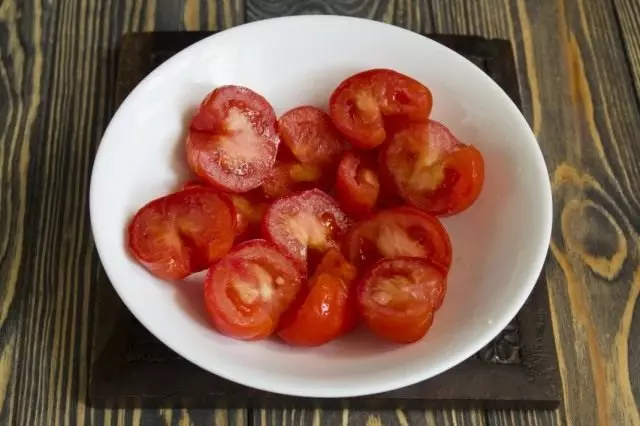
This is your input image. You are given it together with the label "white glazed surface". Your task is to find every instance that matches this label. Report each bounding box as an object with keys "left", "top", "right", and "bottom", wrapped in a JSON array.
[{"left": 90, "top": 15, "right": 552, "bottom": 398}]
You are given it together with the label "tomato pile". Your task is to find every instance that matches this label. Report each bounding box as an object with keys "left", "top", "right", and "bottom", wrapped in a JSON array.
[{"left": 127, "top": 69, "right": 485, "bottom": 346}]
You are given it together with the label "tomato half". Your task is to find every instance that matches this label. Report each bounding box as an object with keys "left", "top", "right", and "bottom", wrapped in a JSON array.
[
  {"left": 357, "top": 257, "right": 446, "bottom": 343},
  {"left": 342, "top": 207, "right": 452, "bottom": 270},
  {"left": 262, "top": 189, "right": 353, "bottom": 270},
  {"left": 261, "top": 161, "right": 326, "bottom": 200},
  {"left": 186, "top": 85, "right": 280, "bottom": 193},
  {"left": 329, "top": 69, "right": 433, "bottom": 149},
  {"left": 127, "top": 187, "right": 236, "bottom": 280},
  {"left": 278, "top": 250, "right": 359, "bottom": 346},
  {"left": 204, "top": 240, "right": 303, "bottom": 340},
  {"left": 383, "top": 120, "right": 485, "bottom": 216},
  {"left": 277, "top": 106, "right": 345, "bottom": 167},
  {"left": 335, "top": 151, "right": 380, "bottom": 218}
]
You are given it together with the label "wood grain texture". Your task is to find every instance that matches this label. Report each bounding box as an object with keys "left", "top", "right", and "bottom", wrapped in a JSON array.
[
  {"left": 431, "top": 0, "right": 640, "bottom": 425},
  {"left": 0, "top": 1, "right": 246, "bottom": 425}
]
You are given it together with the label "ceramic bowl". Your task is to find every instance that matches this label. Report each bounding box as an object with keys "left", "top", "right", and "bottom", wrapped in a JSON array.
[{"left": 90, "top": 15, "right": 552, "bottom": 398}]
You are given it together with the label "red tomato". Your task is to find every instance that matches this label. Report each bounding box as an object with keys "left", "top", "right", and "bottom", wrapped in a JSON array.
[
  {"left": 229, "top": 192, "right": 268, "bottom": 241},
  {"left": 357, "top": 257, "right": 446, "bottom": 343},
  {"left": 278, "top": 250, "right": 358, "bottom": 346},
  {"left": 261, "top": 161, "right": 326, "bottom": 200},
  {"left": 204, "top": 240, "right": 303, "bottom": 340},
  {"left": 329, "top": 69, "right": 433, "bottom": 149},
  {"left": 186, "top": 86, "right": 280, "bottom": 193},
  {"left": 383, "top": 120, "right": 485, "bottom": 216},
  {"left": 180, "top": 180, "right": 266, "bottom": 240},
  {"left": 127, "top": 188, "right": 236, "bottom": 280},
  {"left": 342, "top": 207, "right": 452, "bottom": 271},
  {"left": 335, "top": 151, "right": 380, "bottom": 218},
  {"left": 262, "top": 189, "right": 353, "bottom": 270},
  {"left": 277, "top": 106, "right": 345, "bottom": 167}
]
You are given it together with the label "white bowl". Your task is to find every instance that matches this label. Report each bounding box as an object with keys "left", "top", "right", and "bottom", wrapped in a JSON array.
[{"left": 90, "top": 15, "right": 552, "bottom": 398}]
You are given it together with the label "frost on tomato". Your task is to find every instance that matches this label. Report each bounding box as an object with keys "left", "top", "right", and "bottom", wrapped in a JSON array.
[
  {"left": 186, "top": 86, "right": 280, "bottom": 193},
  {"left": 357, "top": 257, "right": 446, "bottom": 343},
  {"left": 383, "top": 120, "right": 485, "bottom": 216},
  {"left": 343, "top": 207, "right": 452, "bottom": 270},
  {"left": 329, "top": 69, "right": 433, "bottom": 149},
  {"left": 262, "top": 189, "right": 353, "bottom": 270},
  {"left": 127, "top": 187, "right": 236, "bottom": 280},
  {"left": 204, "top": 240, "right": 303, "bottom": 340}
]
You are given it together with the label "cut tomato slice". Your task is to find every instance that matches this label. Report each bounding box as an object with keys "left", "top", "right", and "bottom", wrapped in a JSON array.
[
  {"left": 383, "top": 120, "right": 485, "bottom": 216},
  {"left": 343, "top": 206, "right": 452, "bottom": 270},
  {"left": 127, "top": 188, "right": 236, "bottom": 280},
  {"left": 277, "top": 106, "right": 345, "bottom": 167},
  {"left": 357, "top": 257, "right": 446, "bottom": 343},
  {"left": 278, "top": 249, "right": 359, "bottom": 346},
  {"left": 329, "top": 69, "right": 433, "bottom": 149},
  {"left": 261, "top": 160, "right": 326, "bottom": 200},
  {"left": 186, "top": 85, "right": 280, "bottom": 193},
  {"left": 262, "top": 189, "right": 353, "bottom": 270},
  {"left": 204, "top": 239, "right": 303, "bottom": 340},
  {"left": 335, "top": 151, "right": 380, "bottom": 218}
]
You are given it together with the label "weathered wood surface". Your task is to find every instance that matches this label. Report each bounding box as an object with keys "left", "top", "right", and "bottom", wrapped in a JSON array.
[{"left": 1, "top": 0, "right": 639, "bottom": 425}]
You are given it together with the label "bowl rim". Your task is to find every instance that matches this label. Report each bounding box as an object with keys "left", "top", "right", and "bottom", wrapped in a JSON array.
[{"left": 89, "top": 14, "right": 553, "bottom": 398}]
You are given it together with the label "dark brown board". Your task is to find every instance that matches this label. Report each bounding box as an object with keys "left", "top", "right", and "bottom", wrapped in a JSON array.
[{"left": 88, "top": 31, "right": 561, "bottom": 411}]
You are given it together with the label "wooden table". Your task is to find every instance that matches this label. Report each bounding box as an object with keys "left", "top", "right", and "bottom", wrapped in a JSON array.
[{"left": 1, "top": 0, "right": 639, "bottom": 425}]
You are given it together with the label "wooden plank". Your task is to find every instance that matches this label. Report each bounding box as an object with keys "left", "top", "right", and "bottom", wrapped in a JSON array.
[
  {"left": 612, "top": 0, "right": 640, "bottom": 100},
  {"left": 432, "top": 0, "right": 640, "bottom": 425},
  {"left": 0, "top": 1, "right": 246, "bottom": 425}
]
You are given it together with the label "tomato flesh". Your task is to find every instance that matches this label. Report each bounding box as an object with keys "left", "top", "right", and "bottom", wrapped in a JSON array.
[
  {"left": 261, "top": 160, "right": 326, "bottom": 200},
  {"left": 127, "top": 188, "right": 236, "bottom": 280},
  {"left": 335, "top": 151, "right": 380, "bottom": 218},
  {"left": 329, "top": 69, "right": 433, "bottom": 149},
  {"left": 186, "top": 86, "right": 280, "bottom": 193},
  {"left": 262, "top": 189, "right": 353, "bottom": 270},
  {"left": 204, "top": 240, "right": 303, "bottom": 340},
  {"left": 343, "top": 207, "right": 452, "bottom": 270},
  {"left": 357, "top": 257, "right": 446, "bottom": 343},
  {"left": 277, "top": 106, "right": 345, "bottom": 167},
  {"left": 384, "top": 120, "right": 485, "bottom": 216},
  {"left": 278, "top": 249, "right": 358, "bottom": 346}
]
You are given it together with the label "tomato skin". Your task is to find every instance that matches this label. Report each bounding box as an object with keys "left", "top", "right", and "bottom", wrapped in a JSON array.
[
  {"left": 262, "top": 189, "right": 353, "bottom": 270},
  {"left": 335, "top": 151, "right": 380, "bottom": 218},
  {"left": 329, "top": 69, "right": 433, "bottom": 149},
  {"left": 204, "top": 240, "right": 303, "bottom": 340},
  {"left": 384, "top": 120, "right": 485, "bottom": 216},
  {"left": 342, "top": 206, "right": 452, "bottom": 271},
  {"left": 127, "top": 188, "right": 236, "bottom": 280},
  {"left": 278, "top": 250, "right": 359, "bottom": 346},
  {"left": 186, "top": 86, "right": 280, "bottom": 193},
  {"left": 277, "top": 106, "right": 345, "bottom": 168},
  {"left": 357, "top": 257, "right": 446, "bottom": 343}
]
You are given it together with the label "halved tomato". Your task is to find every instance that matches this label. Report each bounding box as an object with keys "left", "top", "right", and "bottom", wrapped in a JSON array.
[
  {"left": 329, "top": 69, "right": 433, "bottom": 149},
  {"left": 186, "top": 85, "right": 280, "bottom": 193},
  {"left": 180, "top": 180, "right": 266, "bottom": 240},
  {"left": 278, "top": 249, "right": 359, "bottom": 346},
  {"left": 261, "top": 160, "right": 326, "bottom": 200},
  {"left": 383, "top": 120, "right": 485, "bottom": 216},
  {"left": 342, "top": 207, "right": 452, "bottom": 270},
  {"left": 277, "top": 106, "right": 345, "bottom": 167},
  {"left": 262, "top": 189, "right": 353, "bottom": 270},
  {"left": 357, "top": 257, "right": 446, "bottom": 343},
  {"left": 335, "top": 151, "right": 380, "bottom": 218},
  {"left": 127, "top": 187, "right": 236, "bottom": 280},
  {"left": 204, "top": 240, "right": 303, "bottom": 340}
]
